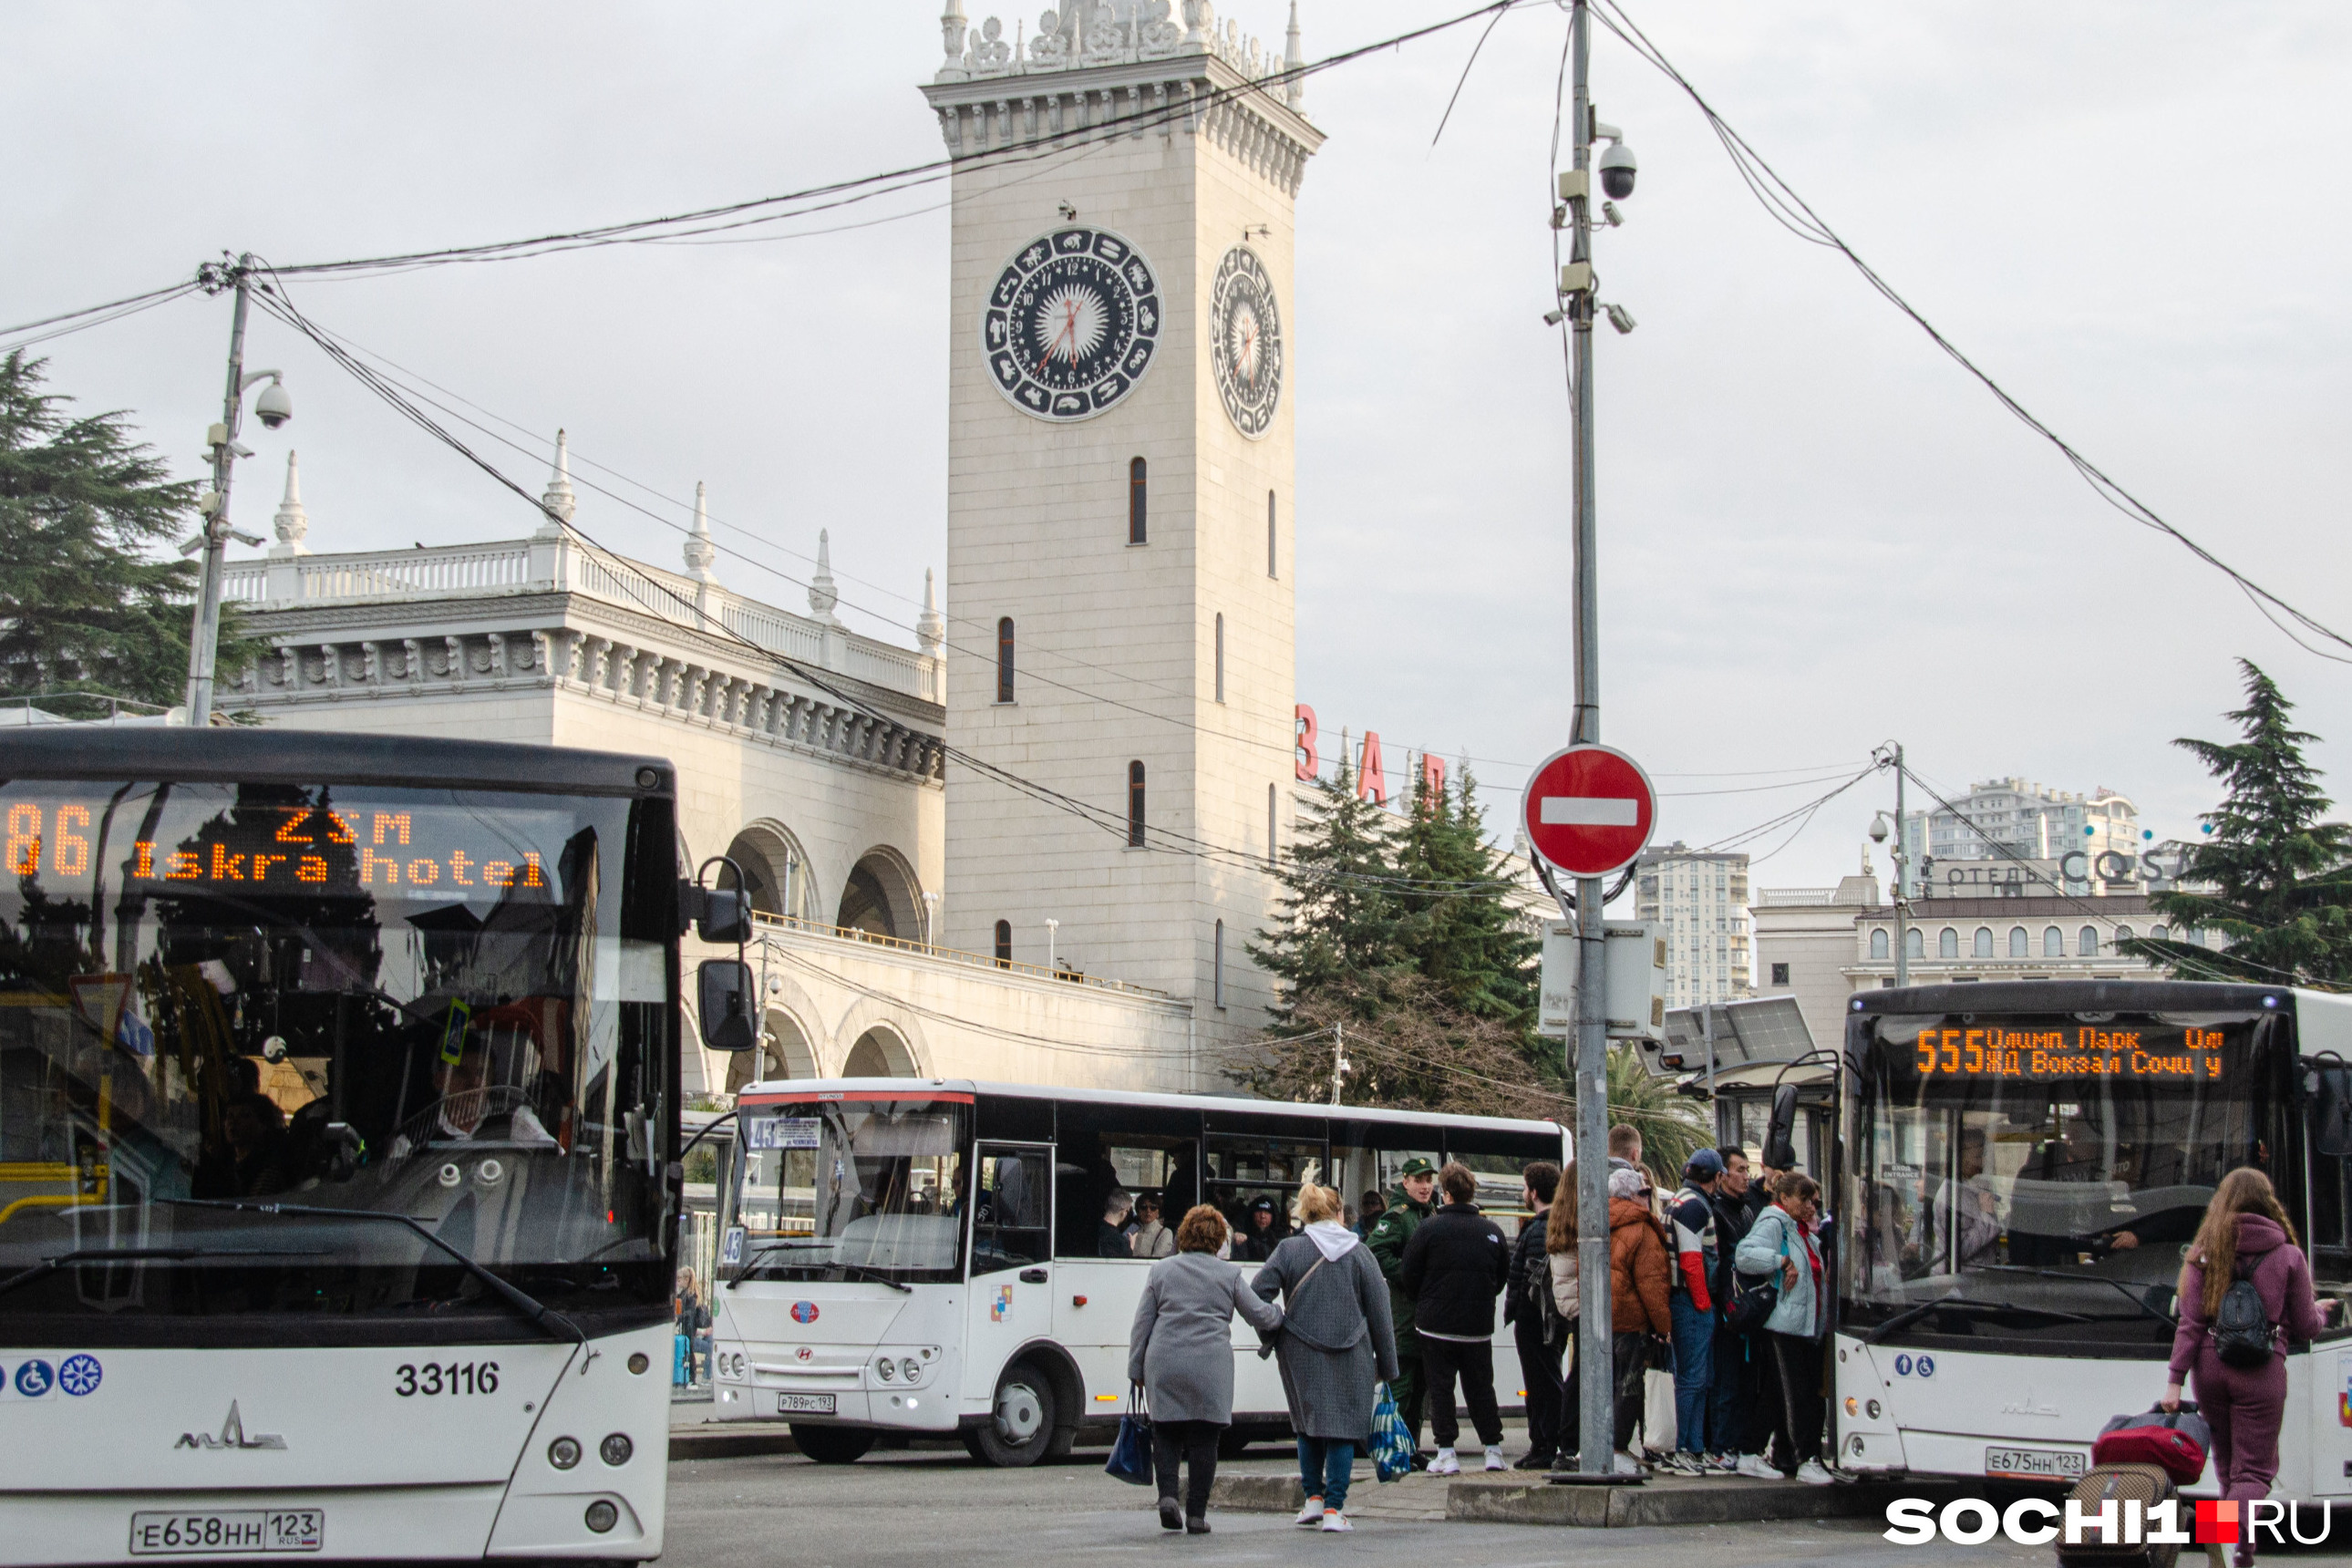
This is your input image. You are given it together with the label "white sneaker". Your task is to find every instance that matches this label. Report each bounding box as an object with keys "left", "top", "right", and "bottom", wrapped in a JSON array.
[
  {"left": 1612, "top": 1450, "right": 1645, "bottom": 1476},
  {"left": 1735, "top": 1453, "right": 1780, "bottom": 1480},
  {"left": 1427, "top": 1449, "right": 1461, "bottom": 1477},
  {"left": 1294, "top": 1498, "right": 1325, "bottom": 1525},
  {"left": 1795, "top": 1460, "right": 1836, "bottom": 1486},
  {"left": 1320, "top": 1511, "right": 1354, "bottom": 1532},
  {"left": 1483, "top": 1449, "right": 1507, "bottom": 1471}
]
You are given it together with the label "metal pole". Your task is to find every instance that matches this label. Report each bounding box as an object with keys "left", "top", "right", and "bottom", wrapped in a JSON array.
[
  {"left": 1564, "top": 0, "right": 1614, "bottom": 1480},
  {"left": 1330, "top": 1020, "right": 1345, "bottom": 1107},
  {"left": 1893, "top": 745, "right": 1910, "bottom": 987},
  {"left": 184, "top": 258, "right": 253, "bottom": 724}
]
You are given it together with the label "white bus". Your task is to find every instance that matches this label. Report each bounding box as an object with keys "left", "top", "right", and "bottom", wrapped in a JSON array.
[
  {"left": 708, "top": 1078, "right": 1569, "bottom": 1465},
  {"left": 1833, "top": 980, "right": 2352, "bottom": 1496},
  {"left": 0, "top": 727, "right": 700, "bottom": 1565}
]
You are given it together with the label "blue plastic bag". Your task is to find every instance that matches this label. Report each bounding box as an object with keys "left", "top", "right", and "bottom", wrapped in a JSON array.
[
  {"left": 1369, "top": 1380, "right": 1414, "bottom": 1483},
  {"left": 1105, "top": 1386, "right": 1153, "bottom": 1486}
]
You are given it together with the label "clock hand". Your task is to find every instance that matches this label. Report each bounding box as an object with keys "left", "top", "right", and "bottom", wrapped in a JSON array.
[{"left": 1037, "top": 296, "right": 1081, "bottom": 374}]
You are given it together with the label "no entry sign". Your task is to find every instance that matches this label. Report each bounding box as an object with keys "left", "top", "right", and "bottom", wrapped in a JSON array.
[{"left": 1522, "top": 743, "right": 1656, "bottom": 877}]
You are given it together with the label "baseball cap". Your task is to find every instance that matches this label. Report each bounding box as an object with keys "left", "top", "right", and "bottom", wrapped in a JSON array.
[
  {"left": 1399, "top": 1157, "right": 1437, "bottom": 1179},
  {"left": 1685, "top": 1149, "right": 1726, "bottom": 1181}
]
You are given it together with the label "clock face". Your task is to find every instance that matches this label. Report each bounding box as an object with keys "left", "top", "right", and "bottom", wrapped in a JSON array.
[
  {"left": 984, "top": 227, "right": 1161, "bottom": 422},
  {"left": 1210, "top": 245, "right": 1282, "bottom": 439}
]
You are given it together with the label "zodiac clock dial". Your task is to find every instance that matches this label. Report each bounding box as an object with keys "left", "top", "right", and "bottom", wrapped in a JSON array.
[
  {"left": 1209, "top": 245, "right": 1282, "bottom": 439},
  {"left": 984, "top": 226, "right": 1161, "bottom": 422}
]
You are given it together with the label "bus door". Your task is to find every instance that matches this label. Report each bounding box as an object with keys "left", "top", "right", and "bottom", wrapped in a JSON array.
[{"left": 968, "top": 1144, "right": 1056, "bottom": 1397}]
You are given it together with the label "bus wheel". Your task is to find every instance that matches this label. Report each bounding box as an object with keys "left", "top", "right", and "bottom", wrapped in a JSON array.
[
  {"left": 970, "top": 1362, "right": 1056, "bottom": 1468},
  {"left": 792, "top": 1424, "right": 875, "bottom": 1464}
]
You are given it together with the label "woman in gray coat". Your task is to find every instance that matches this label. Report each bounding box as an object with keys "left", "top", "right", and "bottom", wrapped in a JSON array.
[
  {"left": 1251, "top": 1184, "right": 1400, "bottom": 1533},
  {"left": 1128, "top": 1204, "right": 1285, "bottom": 1533}
]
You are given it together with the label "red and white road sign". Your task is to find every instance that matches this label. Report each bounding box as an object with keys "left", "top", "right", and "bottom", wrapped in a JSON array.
[{"left": 1522, "top": 743, "right": 1656, "bottom": 877}]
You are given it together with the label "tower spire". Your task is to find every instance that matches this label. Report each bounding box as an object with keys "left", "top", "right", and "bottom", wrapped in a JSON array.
[
  {"left": 916, "top": 568, "right": 945, "bottom": 655},
  {"left": 684, "top": 480, "right": 718, "bottom": 581},
  {"left": 269, "top": 450, "right": 309, "bottom": 557},
  {"left": 809, "top": 529, "right": 841, "bottom": 624},
  {"left": 538, "top": 428, "right": 577, "bottom": 535},
  {"left": 1284, "top": 3, "right": 1304, "bottom": 108}
]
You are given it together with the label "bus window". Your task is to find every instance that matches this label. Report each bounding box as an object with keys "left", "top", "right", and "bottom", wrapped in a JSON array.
[
  {"left": 1206, "top": 1127, "right": 1324, "bottom": 1260},
  {"left": 1328, "top": 1126, "right": 1442, "bottom": 1236},
  {"left": 973, "top": 1146, "right": 1051, "bottom": 1276},
  {"left": 1052, "top": 1100, "right": 1201, "bottom": 1259}
]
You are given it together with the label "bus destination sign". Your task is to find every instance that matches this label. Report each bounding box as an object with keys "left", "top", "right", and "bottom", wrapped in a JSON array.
[{"left": 1911, "top": 1023, "right": 2230, "bottom": 1080}]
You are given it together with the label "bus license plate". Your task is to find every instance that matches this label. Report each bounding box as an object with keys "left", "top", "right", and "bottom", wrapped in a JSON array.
[
  {"left": 130, "top": 1511, "right": 324, "bottom": 1554},
  {"left": 777, "top": 1393, "right": 835, "bottom": 1415},
  {"left": 1986, "top": 1446, "right": 2086, "bottom": 1481}
]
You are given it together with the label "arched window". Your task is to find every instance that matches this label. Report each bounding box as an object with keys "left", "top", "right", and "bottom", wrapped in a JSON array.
[
  {"left": 1128, "top": 760, "right": 1146, "bottom": 847},
  {"left": 1267, "top": 490, "right": 1278, "bottom": 578},
  {"left": 2114, "top": 924, "right": 2135, "bottom": 944},
  {"left": 2044, "top": 926, "right": 2063, "bottom": 957},
  {"left": 1214, "top": 613, "right": 1225, "bottom": 703},
  {"left": 2008, "top": 926, "right": 2028, "bottom": 957},
  {"left": 1214, "top": 919, "right": 1226, "bottom": 1009},
  {"left": 1938, "top": 928, "right": 1959, "bottom": 959},
  {"left": 1906, "top": 927, "right": 1924, "bottom": 959},
  {"left": 2151, "top": 923, "right": 2170, "bottom": 944},
  {"left": 1129, "top": 456, "right": 1148, "bottom": 544},
  {"left": 1870, "top": 929, "right": 1890, "bottom": 960},
  {"left": 995, "top": 616, "right": 1016, "bottom": 703},
  {"left": 1973, "top": 927, "right": 1994, "bottom": 958},
  {"left": 2079, "top": 925, "right": 2098, "bottom": 956},
  {"left": 994, "top": 920, "right": 1012, "bottom": 967}
]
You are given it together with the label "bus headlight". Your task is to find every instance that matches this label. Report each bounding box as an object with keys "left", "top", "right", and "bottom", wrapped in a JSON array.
[
  {"left": 549, "top": 1437, "right": 582, "bottom": 1470},
  {"left": 601, "top": 1433, "right": 634, "bottom": 1467},
  {"left": 900, "top": 1357, "right": 922, "bottom": 1383},
  {"left": 1843, "top": 1397, "right": 1857, "bottom": 1416},
  {"left": 875, "top": 1357, "right": 896, "bottom": 1381},
  {"left": 1866, "top": 1399, "right": 1882, "bottom": 1420},
  {"left": 584, "top": 1501, "right": 618, "bottom": 1534}
]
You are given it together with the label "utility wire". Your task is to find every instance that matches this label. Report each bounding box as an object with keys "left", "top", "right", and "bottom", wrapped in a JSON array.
[{"left": 1590, "top": 0, "right": 2352, "bottom": 667}]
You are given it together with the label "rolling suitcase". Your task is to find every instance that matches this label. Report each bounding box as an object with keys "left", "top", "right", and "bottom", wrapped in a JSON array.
[{"left": 2055, "top": 1462, "right": 2179, "bottom": 1568}]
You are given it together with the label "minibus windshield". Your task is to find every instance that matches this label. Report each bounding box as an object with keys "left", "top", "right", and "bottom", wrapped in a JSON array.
[{"left": 734, "top": 1098, "right": 969, "bottom": 1284}]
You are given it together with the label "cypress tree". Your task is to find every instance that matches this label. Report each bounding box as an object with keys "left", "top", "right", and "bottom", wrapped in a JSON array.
[{"left": 2124, "top": 660, "right": 2352, "bottom": 985}]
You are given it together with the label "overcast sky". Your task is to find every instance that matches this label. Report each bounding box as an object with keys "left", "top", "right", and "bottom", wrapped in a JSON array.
[{"left": 8, "top": 2, "right": 2348, "bottom": 896}]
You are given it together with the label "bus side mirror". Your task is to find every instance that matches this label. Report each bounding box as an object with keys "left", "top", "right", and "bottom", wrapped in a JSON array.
[
  {"left": 1763, "top": 1083, "right": 1800, "bottom": 1170},
  {"left": 681, "top": 882, "right": 752, "bottom": 946},
  {"left": 697, "top": 959, "right": 758, "bottom": 1052},
  {"left": 2312, "top": 1067, "right": 2352, "bottom": 1158}
]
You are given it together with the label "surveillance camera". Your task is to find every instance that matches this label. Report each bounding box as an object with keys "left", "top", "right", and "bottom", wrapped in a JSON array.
[
  {"left": 1603, "top": 303, "right": 1636, "bottom": 335},
  {"left": 1598, "top": 141, "right": 1637, "bottom": 201},
  {"left": 1868, "top": 818, "right": 1889, "bottom": 844},
  {"left": 1601, "top": 201, "right": 1624, "bottom": 228},
  {"left": 1542, "top": 308, "right": 1566, "bottom": 325},
  {"left": 253, "top": 378, "right": 294, "bottom": 430}
]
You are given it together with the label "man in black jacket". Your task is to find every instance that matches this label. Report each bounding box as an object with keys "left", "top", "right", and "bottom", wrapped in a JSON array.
[
  {"left": 1707, "top": 1146, "right": 1768, "bottom": 1470},
  {"left": 1399, "top": 1161, "right": 1511, "bottom": 1474},
  {"left": 1502, "top": 1161, "right": 1563, "bottom": 1469}
]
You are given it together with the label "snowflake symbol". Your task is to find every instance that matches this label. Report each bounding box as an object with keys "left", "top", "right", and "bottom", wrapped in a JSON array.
[{"left": 58, "top": 1354, "right": 102, "bottom": 1397}]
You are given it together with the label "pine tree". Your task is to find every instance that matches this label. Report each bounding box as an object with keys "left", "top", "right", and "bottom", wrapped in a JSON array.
[
  {"left": 2122, "top": 660, "right": 2352, "bottom": 985},
  {"left": 1245, "top": 756, "right": 1408, "bottom": 1028},
  {"left": 1393, "top": 764, "right": 1541, "bottom": 1030},
  {"left": 0, "top": 351, "right": 257, "bottom": 714}
]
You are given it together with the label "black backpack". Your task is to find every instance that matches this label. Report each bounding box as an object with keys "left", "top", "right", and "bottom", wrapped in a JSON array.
[{"left": 2213, "top": 1256, "right": 2277, "bottom": 1368}]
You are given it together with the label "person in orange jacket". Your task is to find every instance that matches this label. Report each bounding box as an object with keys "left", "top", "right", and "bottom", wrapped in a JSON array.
[{"left": 1604, "top": 1164, "right": 1672, "bottom": 1474}]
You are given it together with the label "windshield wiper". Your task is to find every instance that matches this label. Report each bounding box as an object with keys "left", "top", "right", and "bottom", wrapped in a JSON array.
[
  {"left": 165, "top": 1199, "right": 593, "bottom": 1367},
  {"left": 736, "top": 1240, "right": 913, "bottom": 1293},
  {"left": 0, "top": 1245, "right": 329, "bottom": 1304},
  {"left": 1977, "top": 1264, "right": 2178, "bottom": 1326},
  {"left": 1865, "top": 1295, "right": 2095, "bottom": 1342}
]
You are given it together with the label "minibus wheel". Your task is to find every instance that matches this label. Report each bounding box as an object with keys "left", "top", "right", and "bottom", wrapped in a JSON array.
[
  {"left": 792, "top": 1424, "right": 876, "bottom": 1464},
  {"left": 970, "top": 1361, "right": 1056, "bottom": 1467}
]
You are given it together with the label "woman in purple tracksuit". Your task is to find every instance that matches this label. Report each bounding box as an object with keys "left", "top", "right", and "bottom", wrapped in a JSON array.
[{"left": 2161, "top": 1169, "right": 2324, "bottom": 1567}]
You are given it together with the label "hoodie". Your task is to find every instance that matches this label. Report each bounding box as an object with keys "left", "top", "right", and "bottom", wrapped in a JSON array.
[
  {"left": 2168, "top": 1212, "right": 2325, "bottom": 1378},
  {"left": 1607, "top": 1195, "right": 1672, "bottom": 1335}
]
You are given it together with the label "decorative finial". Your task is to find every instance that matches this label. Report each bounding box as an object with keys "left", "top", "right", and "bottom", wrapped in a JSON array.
[
  {"left": 269, "top": 450, "right": 309, "bottom": 557},
  {"left": 1183, "top": 0, "right": 1212, "bottom": 47},
  {"left": 539, "top": 428, "right": 576, "bottom": 534},
  {"left": 916, "top": 568, "right": 945, "bottom": 655},
  {"left": 684, "top": 480, "right": 717, "bottom": 581},
  {"left": 809, "top": 528, "right": 841, "bottom": 624},
  {"left": 940, "top": 0, "right": 969, "bottom": 74},
  {"left": 1284, "top": 2, "right": 1304, "bottom": 107}
]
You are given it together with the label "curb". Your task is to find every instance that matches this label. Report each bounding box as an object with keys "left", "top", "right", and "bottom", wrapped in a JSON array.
[{"left": 1212, "top": 1469, "right": 1962, "bottom": 1528}]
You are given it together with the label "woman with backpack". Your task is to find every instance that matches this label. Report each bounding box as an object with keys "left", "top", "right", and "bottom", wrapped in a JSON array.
[
  {"left": 1735, "top": 1171, "right": 1834, "bottom": 1485},
  {"left": 2161, "top": 1168, "right": 2324, "bottom": 1565}
]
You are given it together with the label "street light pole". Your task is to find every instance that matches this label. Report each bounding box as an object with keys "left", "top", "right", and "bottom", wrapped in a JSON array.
[
  {"left": 184, "top": 260, "right": 253, "bottom": 725},
  {"left": 1893, "top": 745, "right": 1910, "bottom": 986},
  {"left": 1563, "top": 0, "right": 1616, "bottom": 1482}
]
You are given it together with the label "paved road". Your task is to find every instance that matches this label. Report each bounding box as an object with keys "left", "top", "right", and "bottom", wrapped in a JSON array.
[{"left": 661, "top": 1446, "right": 2052, "bottom": 1568}]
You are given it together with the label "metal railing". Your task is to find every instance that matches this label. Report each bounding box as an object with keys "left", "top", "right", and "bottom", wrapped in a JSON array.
[{"left": 750, "top": 912, "right": 1170, "bottom": 1000}]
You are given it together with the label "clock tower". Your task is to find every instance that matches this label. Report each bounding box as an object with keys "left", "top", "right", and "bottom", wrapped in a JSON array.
[{"left": 922, "top": 4, "right": 1324, "bottom": 1075}]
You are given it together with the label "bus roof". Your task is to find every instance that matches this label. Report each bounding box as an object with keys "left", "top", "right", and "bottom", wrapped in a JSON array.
[
  {"left": 736, "top": 1077, "right": 1565, "bottom": 1139},
  {"left": 0, "top": 726, "right": 675, "bottom": 798}
]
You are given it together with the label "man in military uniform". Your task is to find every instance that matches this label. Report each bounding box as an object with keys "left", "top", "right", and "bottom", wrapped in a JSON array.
[{"left": 1367, "top": 1156, "right": 1439, "bottom": 1460}]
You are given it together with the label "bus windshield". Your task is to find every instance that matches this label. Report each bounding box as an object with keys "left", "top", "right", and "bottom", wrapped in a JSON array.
[
  {"left": 1844, "top": 1008, "right": 2276, "bottom": 1351},
  {"left": 733, "top": 1098, "right": 969, "bottom": 1284},
  {"left": 0, "top": 778, "right": 674, "bottom": 1326}
]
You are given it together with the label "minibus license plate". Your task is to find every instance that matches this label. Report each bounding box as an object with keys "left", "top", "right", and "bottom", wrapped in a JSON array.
[
  {"left": 1986, "top": 1446, "right": 2085, "bottom": 1480},
  {"left": 130, "top": 1510, "right": 324, "bottom": 1554},
  {"left": 778, "top": 1393, "right": 835, "bottom": 1415}
]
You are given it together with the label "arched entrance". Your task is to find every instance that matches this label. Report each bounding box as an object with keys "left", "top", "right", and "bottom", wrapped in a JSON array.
[
  {"left": 841, "top": 1026, "right": 915, "bottom": 1078},
  {"left": 836, "top": 846, "right": 924, "bottom": 942},
  {"left": 726, "top": 821, "right": 817, "bottom": 922},
  {"left": 724, "top": 1006, "right": 818, "bottom": 1094}
]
